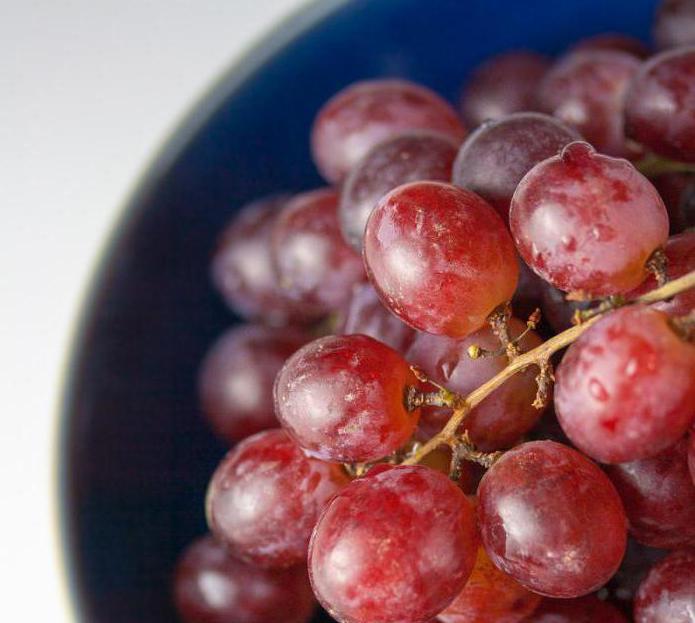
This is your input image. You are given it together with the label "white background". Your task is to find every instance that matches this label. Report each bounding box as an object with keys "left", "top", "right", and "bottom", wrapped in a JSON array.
[{"left": 0, "top": 1, "right": 305, "bottom": 619}]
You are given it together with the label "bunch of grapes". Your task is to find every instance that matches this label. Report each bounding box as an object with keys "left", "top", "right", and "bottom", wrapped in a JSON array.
[{"left": 174, "top": 3, "right": 695, "bottom": 622}]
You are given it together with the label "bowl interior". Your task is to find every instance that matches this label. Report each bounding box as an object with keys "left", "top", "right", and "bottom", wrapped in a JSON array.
[{"left": 61, "top": 0, "right": 658, "bottom": 620}]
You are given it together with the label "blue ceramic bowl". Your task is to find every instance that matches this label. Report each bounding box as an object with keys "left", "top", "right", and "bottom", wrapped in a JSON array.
[{"left": 60, "top": 0, "right": 659, "bottom": 620}]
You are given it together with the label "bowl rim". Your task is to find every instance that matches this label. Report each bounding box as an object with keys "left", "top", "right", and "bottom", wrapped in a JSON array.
[{"left": 55, "top": 0, "right": 348, "bottom": 620}]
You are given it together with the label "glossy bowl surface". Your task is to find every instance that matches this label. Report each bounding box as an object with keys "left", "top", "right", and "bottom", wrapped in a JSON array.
[{"left": 60, "top": 0, "right": 658, "bottom": 620}]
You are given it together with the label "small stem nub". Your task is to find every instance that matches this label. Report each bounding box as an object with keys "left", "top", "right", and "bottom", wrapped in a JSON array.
[
  {"left": 573, "top": 295, "right": 626, "bottom": 324},
  {"left": 533, "top": 358, "right": 554, "bottom": 410},
  {"left": 469, "top": 308, "right": 542, "bottom": 360},
  {"left": 488, "top": 302, "right": 519, "bottom": 359},
  {"left": 646, "top": 247, "right": 669, "bottom": 288},
  {"left": 451, "top": 431, "right": 503, "bottom": 470}
]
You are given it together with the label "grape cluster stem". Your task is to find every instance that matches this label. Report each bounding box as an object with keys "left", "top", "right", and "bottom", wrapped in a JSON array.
[{"left": 401, "top": 269, "right": 695, "bottom": 466}]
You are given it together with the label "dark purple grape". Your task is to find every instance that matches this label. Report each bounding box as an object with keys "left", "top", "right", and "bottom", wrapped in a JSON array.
[
  {"left": 339, "top": 131, "right": 458, "bottom": 250},
  {"left": 174, "top": 534, "right": 315, "bottom": 623},
  {"left": 634, "top": 548, "right": 695, "bottom": 622},
  {"left": 460, "top": 51, "right": 550, "bottom": 127},
  {"left": 478, "top": 441, "right": 627, "bottom": 598},
  {"left": 451, "top": 112, "right": 580, "bottom": 221},
  {"left": 653, "top": 0, "right": 695, "bottom": 50},
  {"left": 624, "top": 46, "right": 695, "bottom": 163},
  {"left": 198, "top": 325, "right": 306, "bottom": 444},
  {"left": 538, "top": 49, "right": 641, "bottom": 157},
  {"left": 605, "top": 439, "right": 695, "bottom": 549}
]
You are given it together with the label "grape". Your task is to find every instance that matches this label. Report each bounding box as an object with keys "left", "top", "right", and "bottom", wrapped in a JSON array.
[
  {"left": 629, "top": 231, "right": 695, "bottom": 316},
  {"left": 634, "top": 549, "right": 695, "bottom": 623},
  {"left": 206, "top": 429, "right": 348, "bottom": 568},
  {"left": 478, "top": 440, "right": 627, "bottom": 598},
  {"left": 311, "top": 80, "right": 465, "bottom": 183},
  {"left": 211, "top": 195, "right": 301, "bottom": 324},
  {"left": 274, "top": 334, "right": 420, "bottom": 463},
  {"left": 530, "top": 595, "right": 628, "bottom": 622},
  {"left": 308, "top": 465, "right": 478, "bottom": 623},
  {"left": 651, "top": 172, "right": 695, "bottom": 234},
  {"left": 364, "top": 181, "right": 519, "bottom": 337},
  {"left": 174, "top": 534, "right": 316, "bottom": 623},
  {"left": 624, "top": 47, "right": 695, "bottom": 163},
  {"left": 512, "top": 259, "right": 547, "bottom": 321},
  {"left": 689, "top": 430, "right": 695, "bottom": 485},
  {"left": 459, "top": 51, "right": 550, "bottom": 128},
  {"left": 271, "top": 188, "right": 365, "bottom": 319},
  {"left": 654, "top": 0, "right": 695, "bottom": 50},
  {"left": 451, "top": 112, "right": 580, "bottom": 221},
  {"left": 510, "top": 141, "right": 669, "bottom": 297},
  {"left": 338, "top": 282, "right": 415, "bottom": 353},
  {"left": 339, "top": 131, "right": 458, "bottom": 251},
  {"left": 406, "top": 318, "right": 545, "bottom": 451},
  {"left": 538, "top": 49, "right": 640, "bottom": 157},
  {"left": 436, "top": 546, "right": 541, "bottom": 623},
  {"left": 571, "top": 33, "right": 649, "bottom": 58},
  {"left": 555, "top": 306, "right": 695, "bottom": 464},
  {"left": 198, "top": 325, "right": 306, "bottom": 443},
  {"left": 539, "top": 282, "right": 591, "bottom": 333},
  {"left": 608, "top": 538, "right": 670, "bottom": 607},
  {"left": 605, "top": 438, "right": 695, "bottom": 549}
]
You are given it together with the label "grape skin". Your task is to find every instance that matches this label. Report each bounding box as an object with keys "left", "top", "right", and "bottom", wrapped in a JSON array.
[
  {"left": 309, "top": 465, "right": 479, "bottom": 623},
  {"left": 206, "top": 429, "right": 348, "bottom": 568},
  {"left": 198, "top": 325, "right": 306, "bottom": 444},
  {"left": 538, "top": 49, "right": 641, "bottom": 157},
  {"left": 510, "top": 141, "right": 669, "bottom": 297},
  {"left": 605, "top": 438, "right": 695, "bottom": 549},
  {"left": 451, "top": 112, "right": 580, "bottom": 221},
  {"left": 624, "top": 46, "right": 695, "bottom": 163},
  {"left": 478, "top": 441, "right": 627, "bottom": 598},
  {"left": 339, "top": 131, "right": 458, "bottom": 251},
  {"left": 406, "top": 318, "right": 545, "bottom": 451},
  {"left": 653, "top": 0, "right": 695, "bottom": 50},
  {"left": 174, "top": 534, "right": 316, "bottom": 623},
  {"left": 530, "top": 594, "right": 628, "bottom": 622},
  {"left": 364, "top": 181, "right": 518, "bottom": 337},
  {"left": 555, "top": 306, "right": 695, "bottom": 464},
  {"left": 274, "top": 334, "right": 420, "bottom": 463},
  {"left": 271, "top": 188, "right": 365, "bottom": 320},
  {"left": 459, "top": 51, "right": 550, "bottom": 128},
  {"left": 436, "top": 546, "right": 541, "bottom": 623},
  {"left": 634, "top": 548, "right": 695, "bottom": 623},
  {"left": 311, "top": 79, "right": 465, "bottom": 183}
]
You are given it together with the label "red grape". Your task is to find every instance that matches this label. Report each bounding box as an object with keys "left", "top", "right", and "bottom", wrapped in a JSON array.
[
  {"left": 605, "top": 438, "right": 695, "bottom": 549},
  {"left": 529, "top": 595, "right": 628, "bottom": 622},
  {"left": 211, "top": 195, "right": 299, "bottom": 325},
  {"left": 571, "top": 33, "right": 649, "bottom": 58},
  {"left": 364, "top": 181, "right": 519, "bottom": 337},
  {"left": 274, "top": 334, "right": 420, "bottom": 463},
  {"left": 459, "top": 51, "right": 550, "bottom": 128},
  {"left": 339, "top": 131, "right": 458, "bottom": 250},
  {"left": 608, "top": 538, "right": 669, "bottom": 607},
  {"left": 654, "top": 0, "right": 695, "bottom": 50},
  {"left": 308, "top": 465, "right": 478, "bottom": 623},
  {"left": 199, "top": 325, "right": 306, "bottom": 444},
  {"left": 629, "top": 231, "right": 695, "bottom": 316},
  {"left": 406, "top": 318, "right": 545, "bottom": 451},
  {"left": 478, "top": 441, "right": 627, "bottom": 598},
  {"left": 510, "top": 141, "right": 669, "bottom": 297},
  {"left": 174, "top": 534, "right": 316, "bottom": 623},
  {"left": 624, "top": 47, "right": 695, "bottom": 163},
  {"left": 634, "top": 548, "right": 695, "bottom": 622},
  {"left": 206, "top": 429, "right": 348, "bottom": 568},
  {"left": 651, "top": 172, "right": 695, "bottom": 234},
  {"left": 451, "top": 112, "right": 580, "bottom": 221},
  {"left": 538, "top": 49, "right": 640, "bottom": 157},
  {"left": 689, "top": 430, "right": 695, "bottom": 485},
  {"left": 271, "top": 188, "right": 365, "bottom": 319},
  {"left": 436, "top": 546, "right": 541, "bottom": 623},
  {"left": 311, "top": 79, "right": 465, "bottom": 183},
  {"left": 338, "top": 282, "right": 415, "bottom": 353},
  {"left": 555, "top": 306, "right": 695, "bottom": 464},
  {"left": 539, "top": 282, "right": 591, "bottom": 333}
]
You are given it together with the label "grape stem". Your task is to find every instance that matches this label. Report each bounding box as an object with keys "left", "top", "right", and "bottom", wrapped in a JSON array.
[{"left": 401, "top": 269, "right": 695, "bottom": 466}]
